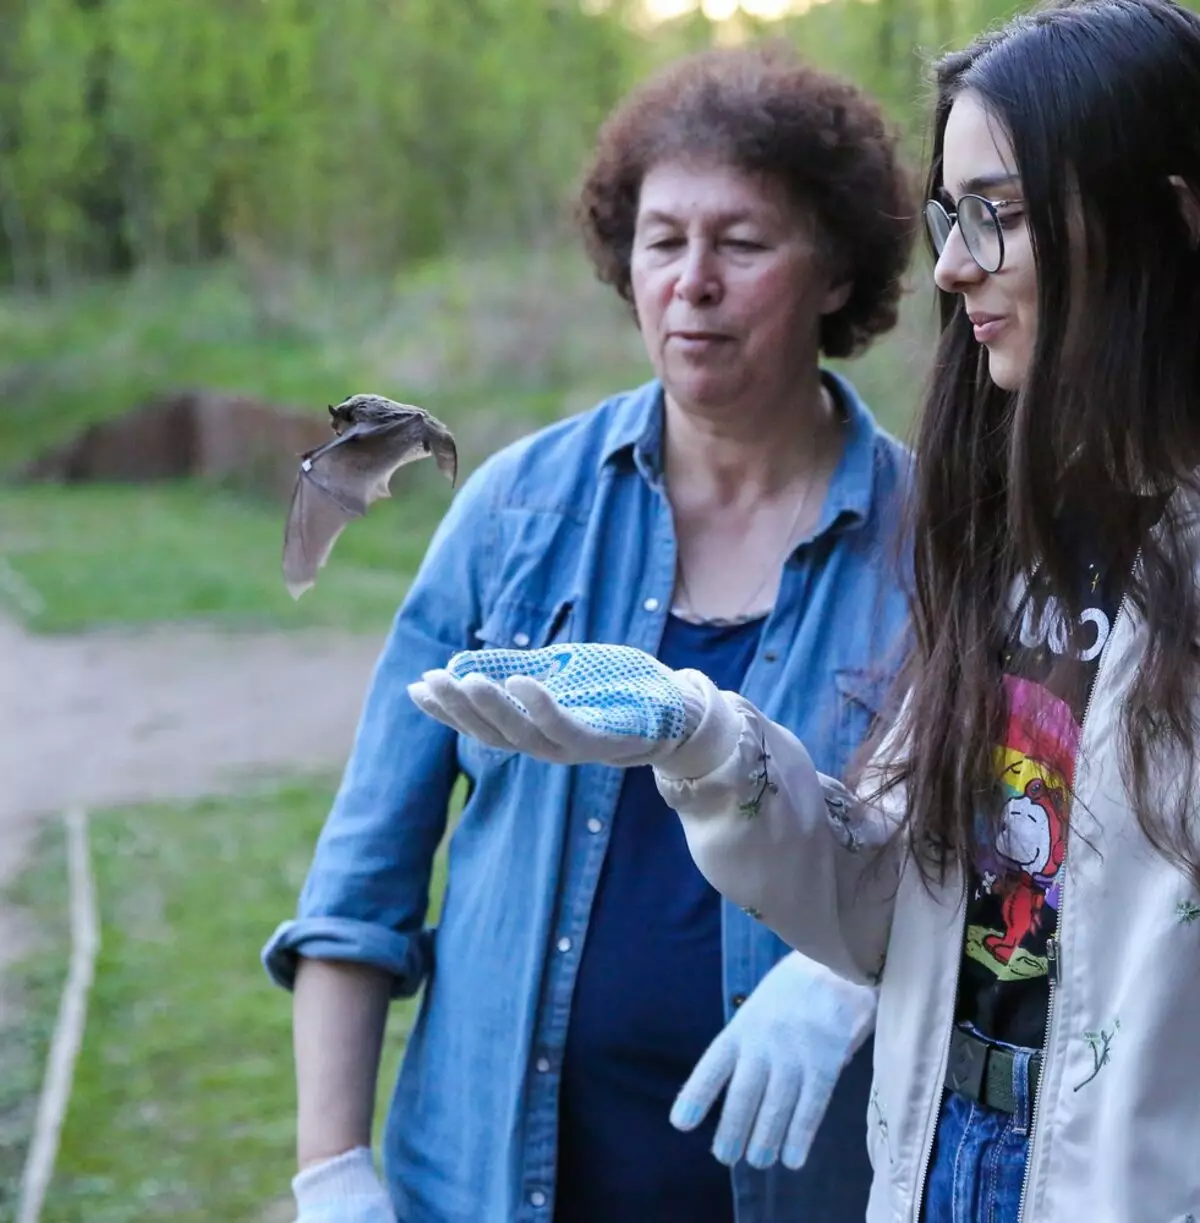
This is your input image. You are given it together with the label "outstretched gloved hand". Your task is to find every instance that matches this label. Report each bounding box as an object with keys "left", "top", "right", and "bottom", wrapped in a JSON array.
[
  {"left": 290, "top": 1147, "right": 397, "bottom": 1223},
  {"left": 408, "top": 642, "right": 741, "bottom": 779},
  {"left": 670, "top": 951, "right": 877, "bottom": 1171}
]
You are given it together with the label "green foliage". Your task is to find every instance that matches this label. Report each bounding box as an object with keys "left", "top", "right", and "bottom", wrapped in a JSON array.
[
  {"left": 0, "top": 0, "right": 647, "bottom": 287},
  {"left": 0, "top": 779, "right": 455, "bottom": 1223}
]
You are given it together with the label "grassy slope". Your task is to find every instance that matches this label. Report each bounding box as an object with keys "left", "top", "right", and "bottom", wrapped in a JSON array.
[{"left": 0, "top": 255, "right": 931, "bottom": 634}]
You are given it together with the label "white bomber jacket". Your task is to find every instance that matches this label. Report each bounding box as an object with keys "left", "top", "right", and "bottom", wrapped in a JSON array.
[{"left": 654, "top": 578, "right": 1200, "bottom": 1222}]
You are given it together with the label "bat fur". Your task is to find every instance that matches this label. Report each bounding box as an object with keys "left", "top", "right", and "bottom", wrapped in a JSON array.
[{"left": 282, "top": 393, "right": 457, "bottom": 599}]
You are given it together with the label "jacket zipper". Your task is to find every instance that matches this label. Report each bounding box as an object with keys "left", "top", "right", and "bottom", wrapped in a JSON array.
[{"left": 1015, "top": 583, "right": 1132, "bottom": 1221}]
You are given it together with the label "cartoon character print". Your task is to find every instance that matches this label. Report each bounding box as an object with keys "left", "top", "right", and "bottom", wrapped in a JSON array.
[
  {"left": 967, "top": 675, "right": 1078, "bottom": 981},
  {"left": 983, "top": 776, "right": 1067, "bottom": 964}
]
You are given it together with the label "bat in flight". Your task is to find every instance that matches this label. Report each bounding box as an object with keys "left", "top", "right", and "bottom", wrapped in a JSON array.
[{"left": 282, "top": 393, "right": 458, "bottom": 599}]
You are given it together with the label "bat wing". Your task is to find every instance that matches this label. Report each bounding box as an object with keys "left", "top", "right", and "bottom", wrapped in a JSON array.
[
  {"left": 280, "top": 413, "right": 458, "bottom": 598},
  {"left": 282, "top": 466, "right": 360, "bottom": 599}
]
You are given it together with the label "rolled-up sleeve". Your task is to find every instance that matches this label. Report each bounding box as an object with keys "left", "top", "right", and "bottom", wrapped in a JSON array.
[{"left": 261, "top": 458, "right": 500, "bottom": 998}]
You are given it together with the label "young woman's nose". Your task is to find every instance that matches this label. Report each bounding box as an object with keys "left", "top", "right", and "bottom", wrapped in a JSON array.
[{"left": 933, "top": 221, "right": 986, "bottom": 295}]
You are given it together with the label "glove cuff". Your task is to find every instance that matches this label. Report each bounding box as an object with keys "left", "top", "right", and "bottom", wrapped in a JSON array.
[
  {"left": 292, "top": 1146, "right": 383, "bottom": 1205},
  {"left": 655, "top": 669, "right": 744, "bottom": 781}
]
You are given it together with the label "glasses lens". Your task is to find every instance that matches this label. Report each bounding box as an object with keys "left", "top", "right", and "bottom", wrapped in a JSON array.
[
  {"left": 924, "top": 200, "right": 952, "bottom": 255},
  {"left": 958, "top": 195, "right": 1002, "bottom": 273}
]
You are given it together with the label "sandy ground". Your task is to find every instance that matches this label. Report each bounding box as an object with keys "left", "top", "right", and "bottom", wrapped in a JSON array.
[{"left": 0, "top": 612, "right": 386, "bottom": 1002}]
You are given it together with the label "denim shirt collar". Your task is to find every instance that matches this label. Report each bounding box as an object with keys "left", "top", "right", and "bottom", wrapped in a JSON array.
[{"left": 598, "top": 368, "right": 884, "bottom": 538}]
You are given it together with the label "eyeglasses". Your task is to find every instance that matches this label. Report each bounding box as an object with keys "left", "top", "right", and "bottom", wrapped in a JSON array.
[{"left": 923, "top": 194, "right": 1025, "bottom": 274}]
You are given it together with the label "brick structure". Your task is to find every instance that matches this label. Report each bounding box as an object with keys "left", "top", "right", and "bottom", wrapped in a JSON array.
[{"left": 18, "top": 390, "right": 339, "bottom": 501}]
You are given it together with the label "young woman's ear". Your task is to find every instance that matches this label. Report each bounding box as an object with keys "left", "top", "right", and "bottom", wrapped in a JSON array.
[{"left": 1169, "top": 175, "right": 1200, "bottom": 247}]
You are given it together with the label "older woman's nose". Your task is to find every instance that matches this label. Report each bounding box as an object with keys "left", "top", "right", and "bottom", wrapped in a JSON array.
[{"left": 673, "top": 243, "right": 722, "bottom": 305}]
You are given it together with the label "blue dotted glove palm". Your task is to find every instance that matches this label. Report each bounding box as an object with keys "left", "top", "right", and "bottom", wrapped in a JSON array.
[{"left": 408, "top": 642, "right": 723, "bottom": 772}]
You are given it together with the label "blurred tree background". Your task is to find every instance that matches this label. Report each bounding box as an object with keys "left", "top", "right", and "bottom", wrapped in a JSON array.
[{"left": 0, "top": 0, "right": 1049, "bottom": 295}]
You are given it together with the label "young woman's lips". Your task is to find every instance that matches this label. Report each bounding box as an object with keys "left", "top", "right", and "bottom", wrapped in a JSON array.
[{"left": 969, "top": 314, "right": 1006, "bottom": 343}]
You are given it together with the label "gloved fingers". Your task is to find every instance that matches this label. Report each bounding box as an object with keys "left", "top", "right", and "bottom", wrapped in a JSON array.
[
  {"left": 504, "top": 675, "right": 594, "bottom": 740},
  {"left": 710, "top": 1052, "right": 769, "bottom": 1167},
  {"left": 670, "top": 1033, "right": 739, "bottom": 1132},
  {"left": 745, "top": 1064, "right": 803, "bottom": 1169},
  {"left": 446, "top": 645, "right": 562, "bottom": 684},
  {"left": 505, "top": 675, "right": 673, "bottom": 764},
  {"left": 456, "top": 674, "right": 574, "bottom": 762},
  {"left": 781, "top": 1065, "right": 841, "bottom": 1171},
  {"left": 407, "top": 672, "right": 513, "bottom": 749}
]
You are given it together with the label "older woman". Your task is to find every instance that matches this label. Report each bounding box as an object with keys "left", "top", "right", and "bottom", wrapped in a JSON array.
[{"left": 264, "top": 43, "right": 915, "bottom": 1223}]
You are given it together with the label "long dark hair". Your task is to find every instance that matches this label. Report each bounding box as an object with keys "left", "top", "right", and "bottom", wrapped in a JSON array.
[{"left": 881, "top": 0, "right": 1200, "bottom": 889}]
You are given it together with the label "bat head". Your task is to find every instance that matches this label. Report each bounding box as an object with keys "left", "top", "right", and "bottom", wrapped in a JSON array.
[
  {"left": 329, "top": 393, "right": 458, "bottom": 485},
  {"left": 327, "top": 394, "right": 402, "bottom": 434}
]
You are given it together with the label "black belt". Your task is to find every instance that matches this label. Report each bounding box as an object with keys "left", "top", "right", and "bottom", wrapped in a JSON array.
[{"left": 945, "top": 1025, "right": 1041, "bottom": 1116}]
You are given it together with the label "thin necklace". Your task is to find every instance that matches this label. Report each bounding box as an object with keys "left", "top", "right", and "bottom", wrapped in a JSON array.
[{"left": 673, "top": 403, "right": 838, "bottom": 623}]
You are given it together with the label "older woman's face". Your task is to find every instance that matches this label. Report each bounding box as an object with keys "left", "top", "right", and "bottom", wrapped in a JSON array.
[{"left": 630, "top": 158, "right": 849, "bottom": 412}]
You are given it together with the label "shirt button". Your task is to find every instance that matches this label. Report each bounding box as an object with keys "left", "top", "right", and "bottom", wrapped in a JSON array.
[
  {"left": 530, "top": 1190, "right": 547, "bottom": 1208},
  {"left": 643, "top": 597, "right": 660, "bottom": 612},
  {"left": 763, "top": 650, "right": 779, "bottom": 663},
  {"left": 586, "top": 818, "right": 603, "bottom": 834},
  {"left": 513, "top": 631, "right": 531, "bottom": 648},
  {"left": 557, "top": 937, "right": 572, "bottom": 953},
  {"left": 535, "top": 1056, "right": 551, "bottom": 1073},
  {"left": 732, "top": 993, "right": 747, "bottom": 1008}
]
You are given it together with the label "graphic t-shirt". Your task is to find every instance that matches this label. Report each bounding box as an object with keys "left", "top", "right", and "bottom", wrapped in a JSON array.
[{"left": 955, "top": 554, "right": 1124, "bottom": 1049}]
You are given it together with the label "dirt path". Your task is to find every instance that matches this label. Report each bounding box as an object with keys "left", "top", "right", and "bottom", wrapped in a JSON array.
[{"left": 0, "top": 612, "right": 387, "bottom": 991}]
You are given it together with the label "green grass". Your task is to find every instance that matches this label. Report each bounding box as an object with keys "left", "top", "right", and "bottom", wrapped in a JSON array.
[
  {"left": 0, "top": 474, "right": 454, "bottom": 634},
  {"left": 0, "top": 776, "right": 456, "bottom": 1223}
]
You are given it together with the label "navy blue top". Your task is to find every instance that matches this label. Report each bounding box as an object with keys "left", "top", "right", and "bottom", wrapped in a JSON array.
[{"left": 554, "top": 613, "right": 766, "bottom": 1223}]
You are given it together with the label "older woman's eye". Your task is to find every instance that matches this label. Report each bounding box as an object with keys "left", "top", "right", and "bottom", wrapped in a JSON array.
[
  {"left": 722, "top": 237, "right": 766, "bottom": 251},
  {"left": 645, "top": 236, "right": 685, "bottom": 250}
]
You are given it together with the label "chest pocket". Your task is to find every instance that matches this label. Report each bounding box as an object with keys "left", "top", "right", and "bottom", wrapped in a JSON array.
[
  {"left": 834, "top": 666, "right": 893, "bottom": 779},
  {"left": 456, "top": 595, "right": 576, "bottom": 777}
]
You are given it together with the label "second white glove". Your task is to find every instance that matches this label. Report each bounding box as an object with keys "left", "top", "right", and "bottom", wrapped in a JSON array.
[
  {"left": 290, "top": 1147, "right": 397, "bottom": 1223},
  {"left": 670, "top": 951, "right": 877, "bottom": 1170}
]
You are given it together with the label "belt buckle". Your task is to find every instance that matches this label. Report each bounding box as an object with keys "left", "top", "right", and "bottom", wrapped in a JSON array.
[{"left": 946, "top": 1029, "right": 988, "bottom": 1100}]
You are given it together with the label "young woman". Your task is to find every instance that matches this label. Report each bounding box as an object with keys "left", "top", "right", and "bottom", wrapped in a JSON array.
[{"left": 411, "top": 1, "right": 1200, "bottom": 1219}]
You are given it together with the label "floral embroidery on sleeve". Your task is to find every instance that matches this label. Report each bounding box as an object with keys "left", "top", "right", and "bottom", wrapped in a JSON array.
[
  {"left": 825, "top": 788, "right": 863, "bottom": 853},
  {"left": 869, "top": 1086, "right": 893, "bottom": 1164},
  {"left": 737, "top": 734, "right": 777, "bottom": 818}
]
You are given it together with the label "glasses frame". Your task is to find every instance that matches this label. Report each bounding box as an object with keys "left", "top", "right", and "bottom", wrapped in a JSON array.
[{"left": 924, "top": 194, "right": 1025, "bottom": 274}]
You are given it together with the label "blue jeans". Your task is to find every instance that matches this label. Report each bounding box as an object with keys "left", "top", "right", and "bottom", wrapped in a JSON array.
[{"left": 921, "top": 1047, "right": 1035, "bottom": 1223}]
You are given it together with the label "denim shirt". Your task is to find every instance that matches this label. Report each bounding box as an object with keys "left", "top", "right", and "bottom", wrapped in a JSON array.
[{"left": 262, "top": 371, "right": 913, "bottom": 1223}]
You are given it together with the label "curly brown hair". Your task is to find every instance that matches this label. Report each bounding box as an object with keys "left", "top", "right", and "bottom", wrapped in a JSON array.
[{"left": 576, "top": 41, "right": 916, "bottom": 359}]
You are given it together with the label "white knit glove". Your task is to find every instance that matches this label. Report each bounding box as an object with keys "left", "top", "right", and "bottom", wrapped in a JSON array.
[
  {"left": 291, "top": 1147, "right": 397, "bottom": 1223},
  {"left": 670, "top": 952, "right": 877, "bottom": 1170},
  {"left": 408, "top": 642, "right": 740, "bottom": 779}
]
